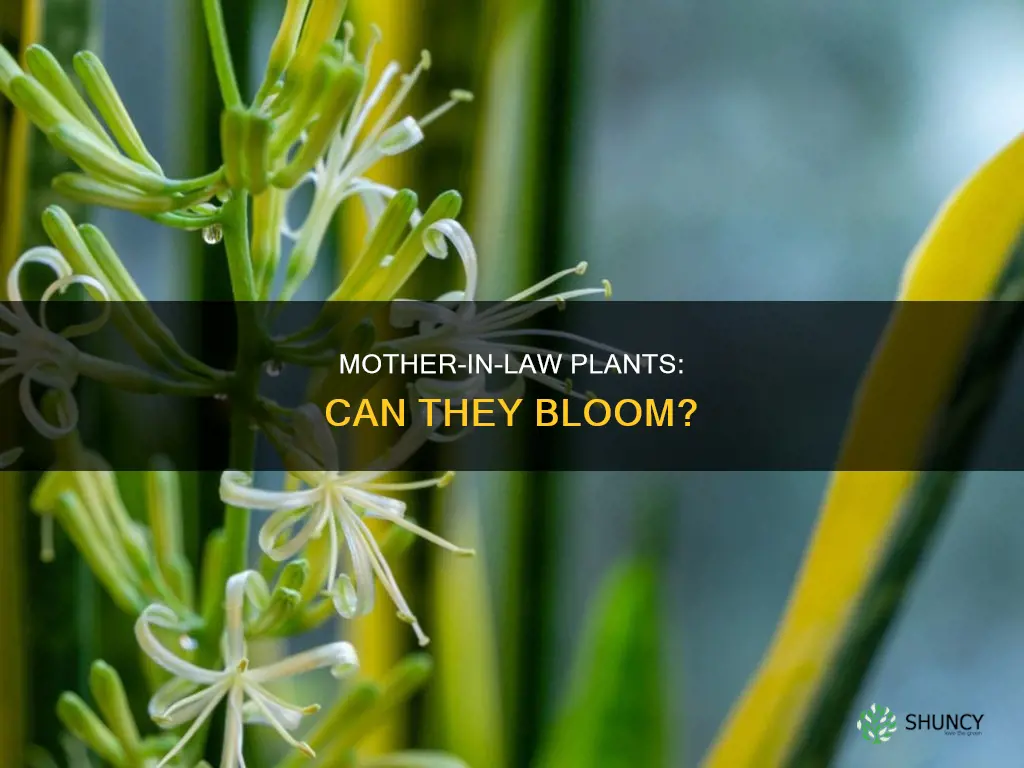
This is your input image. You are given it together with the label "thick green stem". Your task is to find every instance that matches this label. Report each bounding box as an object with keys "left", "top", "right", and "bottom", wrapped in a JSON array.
[{"left": 201, "top": 0, "right": 244, "bottom": 109}]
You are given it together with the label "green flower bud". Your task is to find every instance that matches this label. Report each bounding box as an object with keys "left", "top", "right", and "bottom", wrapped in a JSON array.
[
  {"left": 47, "top": 123, "right": 168, "bottom": 193},
  {"left": 349, "top": 191, "right": 464, "bottom": 301},
  {"left": 269, "top": 56, "right": 330, "bottom": 158},
  {"left": 9, "top": 75, "right": 76, "bottom": 132},
  {"left": 261, "top": 0, "right": 311, "bottom": 102},
  {"left": 56, "top": 693, "right": 128, "bottom": 768},
  {"left": 24, "top": 45, "right": 115, "bottom": 147},
  {"left": 253, "top": 186, "right": 286, "bottom": 299},
  {"left": 145, "top": 461, "right": 184, "bottom": 573},
  {"left": 72, "top": 51, "right": 163, "bottom": 174},
  {"left": 88, "top": 661, "right": 142, "bottom": 760},
  {"left": 272, "top": 60, "right": 364, "bottom": 189},
  {"left": 328, "top": 189, "right": 423, "bottom": 301},
  {"left": 289, "top": 0, "right": 349, "bottom": 86},
  {"left": 53, "top": 173, "right": 213, "bottom": 214},
  {"left": 245, "top": 112, "right": 272, "bottom": 195},
  {"left": 0, "top": 43, "right": 24, "bottom": 99},
  {"left": 199, "top": 529, "right": 227, "bottom": 625},
  {"left": 41, "top": 204, "right": 106, "bottom": 279},
  {"left": 221, "top": 106, "right": 247, "bottom": 190}
]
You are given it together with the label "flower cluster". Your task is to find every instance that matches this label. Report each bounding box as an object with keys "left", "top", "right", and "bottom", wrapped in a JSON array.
[{"left": 1, "top": 1, "right": 617, "bottom": 766}]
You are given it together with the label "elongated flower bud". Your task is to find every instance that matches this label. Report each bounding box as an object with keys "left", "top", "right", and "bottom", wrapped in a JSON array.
[
  {"left": 273, "top": 60, "right": 364, "bottom": 189},
  {"left": 221, "top": 106, "right": 247, "bottom": 190},
  {"left": 9, "top": 75, "right": 76, "bottom": 132},
  {"left": 41, "top": 204, "right": 107, "bottom": 280},
  {"left": 56, "top": 693, "right": 128, "bottom": 768},
  {"left": 289, "top": 0, "right": 349, "bottom": 85},
  {"left": 48, "top": 123, "right": 167, "bottom": 193},
  {"left": 343, "top": 190, "right": 463, "bottom": 301},
  {"left": 72, "top": 51, "right": 163, "bottom": 173},
  {"left": 0, "top": 43, "right": 23, "bottom": 99},
  {"left": 53, "top": 173, "right": 212, "bottom": 214},
  {"left": 253, "top": 186, "right": 286, "bottom": 298},
  {"left": 263, "top": 0, "right": 312, "bottom": 95},
  {"left": 245, "top": 112, "right": 272, "bottom": 194},
  {"left": 89, "top": 661, "right": 142, "bottom": 760},
  {"left": 25, "top": 45, "right": 115, "bottom": 147}
]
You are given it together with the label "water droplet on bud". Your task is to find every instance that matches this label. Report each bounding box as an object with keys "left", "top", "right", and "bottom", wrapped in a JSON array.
[{"left": 202, "top": 224, "right": 223, "bottom": 245}]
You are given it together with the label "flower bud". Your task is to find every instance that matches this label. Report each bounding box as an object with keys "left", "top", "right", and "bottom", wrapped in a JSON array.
[
  {"left": 25, "top": 45, "right": 115, "bottom": 147},
  {"left": 350, "top": 190, "right": 463, "bottom": 301},
  {"left": 9, "top": 75, "right": 75, "bottom": 132},
  {"left": 41, "top": 205, "right": 107, "bottom": 281},
  {"left": 325, "top": 189, "right": 418, "bottom": 302},
  {"left": 244, "top": 112, "right": 272, "bottom": 194},
  {"left": 264, "top": 0, "right": 312, "bottom": 93},
  {"left": 47, "top": 123, "right": 167, "bottom": 193},
  {"left": 221, "top": 106, "right": 247, "bottom": 190},
  {"left": 289, "top": 0, "right": 349, "bottom": 85},
  {"left": 145, "top": 461, "right": 184, "bottom": 574},
  {"left": 89, "top": 661, "right": 142, "bottom": 759},
  {"left": 53, "top": 173, "right": 212, "bottom": 214},
  {"left": 253, "top": 187, "right": 285, "bottom": 298},
  {"left": 0, "top": 43, "right": 24, "bottom": 99},
  {"left": 56, "top": 693, "right": 128, "bottom": 768},
  {"left": 272, "top": 60, "right": 364, "bottom": 189},
  {"left": 72, "top": 51, "right": 163, "bottom": 174}
]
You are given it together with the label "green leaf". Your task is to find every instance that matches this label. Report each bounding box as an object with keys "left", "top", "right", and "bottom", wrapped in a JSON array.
[{"left": 534, "top": 560, "right": 667, "bottom": 768}]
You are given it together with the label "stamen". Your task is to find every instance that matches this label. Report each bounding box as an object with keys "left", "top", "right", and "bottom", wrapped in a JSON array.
[
  {"left": 362, "top": 50, "right": 432, "bottom": 148},
  {"left": 603, "top": 279, "right": 613, "bottom": 298},
  {"left": 418, "top": 89, "right": 474, "bottom": 128}
]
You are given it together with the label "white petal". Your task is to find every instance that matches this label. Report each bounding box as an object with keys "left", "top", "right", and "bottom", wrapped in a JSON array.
[
  {"left": 219, "top": 470, "right": 322, "bottom": 511},
  {"left": 257, "top": 503, "right": 328, "bottom": 562},
  {"left": 376, "top": 116, "right": 424, "bottom": 156},
  {"left": 135, "top": 605, "right": 221, "bottom": 684},
  {"left": 225, "top": 571, "right": 270, "bottom": 663},
  {"left": 246, "top": 641, "right": 358, "bottom": 684},
  {"left": 423, "top": 219, "right": 478, "bottom": 301},
  {"left": 149, "top": 679, "right": 225, "bottom": 728},
  {"left": 7, "top": 246, "right": 72, "bottom": 303}
]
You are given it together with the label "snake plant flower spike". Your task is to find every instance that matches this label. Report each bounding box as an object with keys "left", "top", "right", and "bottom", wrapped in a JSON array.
[
  {"left": 2, "top": 246, "right": 110, "bottom": 438},
  {"left": 220, "top": 465, "right": 472, "bottom": 647},
  {"left": 276, "top": 24, "right": 473, "bottom": 300},
  {"left": 388, "top": 219, "right": 618, "bottom": 398},
  {"left": 137, "top": 571, "right": 358, "bottom": 768}
]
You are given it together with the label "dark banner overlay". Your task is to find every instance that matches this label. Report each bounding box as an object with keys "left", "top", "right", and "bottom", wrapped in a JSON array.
[{"left": 3, "top": 300, "right": 1023, "bottom": 470}]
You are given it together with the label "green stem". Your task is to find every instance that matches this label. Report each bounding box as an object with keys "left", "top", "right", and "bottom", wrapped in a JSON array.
[{"left": 201, "top": 0, "right": 244, "bottom": 109}]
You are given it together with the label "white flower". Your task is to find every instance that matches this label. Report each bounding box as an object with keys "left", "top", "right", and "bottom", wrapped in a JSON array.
[
  {"left": 137, "top": 571, "right": 357, "bottom": 768},
  {"left": 2, "top": 246, "right": 109, "bottom": 438},
  {"left": 220, "top": 467, "right": 472, "bottom": 647},
  {"left": 389, "top": 219, "right": 618, "bottom": 397},
  {"left": 279, "top": 25, "right": 471, "bottom": 296}
]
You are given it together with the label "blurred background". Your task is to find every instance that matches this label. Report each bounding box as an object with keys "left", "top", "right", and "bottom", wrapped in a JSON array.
[{"left": 4, "top": 0, "right": 1024, "bottom": 766}]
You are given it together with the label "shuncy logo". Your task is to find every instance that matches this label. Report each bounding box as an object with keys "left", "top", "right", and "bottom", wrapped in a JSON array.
[{"left": 856, "top": 703, "right": 898, "bottom": 744}]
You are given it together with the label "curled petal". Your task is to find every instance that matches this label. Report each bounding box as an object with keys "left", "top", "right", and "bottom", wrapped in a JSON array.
[
  {"left": 19, "top": 374, "right": 78, "bottom": 440},
  {"left": 40, "top": 273, "right": 111, "bottom": 338},
  {"left": 135, "top": 604, "right": 221, "bottom": 685},
  {"left": 257, "top": 502, "right": 329, "bottom": 562},
  {"left": 7, "top": 246, "right": 73, "bottom": 304},
  {"left": 220, "top": 470, "right": 322, "bottom": 511},
  {"left": 335, "top": 503, "right": 377, "bottom": 618},
  {"left": 423, "top": 219, "right": 478, "bottom": 301},
  {"left": 247, "top": 641, "right": 358, "bottom": 684},
  {"left": 225, "top": 570, "right": 271, "bottom": 663}
]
